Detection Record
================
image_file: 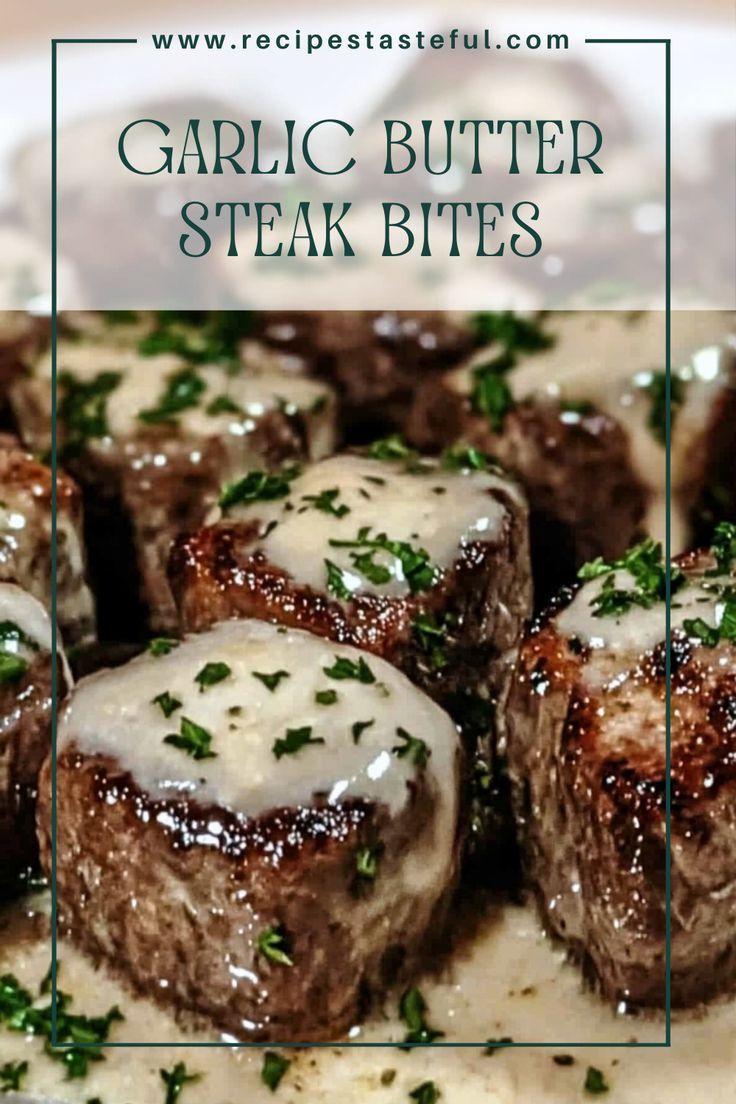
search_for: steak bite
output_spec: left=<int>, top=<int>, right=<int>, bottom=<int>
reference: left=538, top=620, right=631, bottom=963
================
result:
left=406, top=310, right=736, bottom=599
left=38, top=619, right=462, bottom=1042
left=0, top=582, right=67, bottom=894
left=506, top=532, right=736, bottom=1008
left=11, top=336, right=337, bottom=640
left=0, top=435, right=95, bottom=647
left=169, top=448, right=531, bottom=734
left=256, top=311, right=475, bottom=438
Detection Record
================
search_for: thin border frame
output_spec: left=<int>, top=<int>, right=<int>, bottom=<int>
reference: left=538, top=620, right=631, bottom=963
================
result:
left=48, top=34, right=675, bottom=1051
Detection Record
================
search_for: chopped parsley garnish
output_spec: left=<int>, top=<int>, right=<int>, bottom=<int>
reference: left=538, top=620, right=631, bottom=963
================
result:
left=315, top=689, right=338, bottom=705
left=302, top=487, right=350, bottom=518
left=0, top=621, right=39, bottom=651
left=411, top=612, right=449, bottom=671
left=0, top=972, right=123, bottom=1080
left=194, top=661, right=231, bottom=692
left=368, top=434, right=416, bottom=462
left=252, top=669, right=290, bottom=692
left=584, top=1066, right=610, bottom=1095
left=324, top=655, right=375, bottom=683
left=409, top=1082, right=441, bottom=1104
left=149, top=637, right=179, bottom=657
left=160, top=1061, right=201, bottom=1103
left=0, top=1059, right=28, bottom=1092
left=261, top=1051, right=290, bottom=1092
left=206, top=394, right=242, bottom=416
left=329, top=527, right=437, bottom=594
left=58, top=370, right=122, bottom=454
left=219, top=466, right=299, bottom=512
left=484, top=1037, right=513, bottom=1055
left=138, top=367, right=206, bottom=425
left=257, top=927, right=294, bottom=967
left=0, top=653, right=28, bottom=684
left=139, top=310, right=253, bottom=368
left=711, top=521, right=736, bottom=573
left=152, top=691, right=182, bottom=718
left=351, top=719, right=375, bottom=743
left=399, top=987, right=444, bottom=1048
left=392, top=727, right=430, bottom=768
left=355, top=844, right=383, bottom=884
left=471, top=311, right=553, bottom=352
left=273, top=726, right=325, bottom=759
left=440, top=444, right=492, bottom=472
left=645, top=370, right=685, bottom=445
left=470, top=355, right=515, bottom=432
left=164, top=717, right=217, bottom=760
left=579, top=539, right=678, bottom=619
left=684, top=590, right=736, bottom=647
left=324, top=558, right=355, bottom=600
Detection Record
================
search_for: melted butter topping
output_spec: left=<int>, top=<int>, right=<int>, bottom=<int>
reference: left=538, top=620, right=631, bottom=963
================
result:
left=214, top=454, right=518, bottom=598
left=59, top=619, right=460, bottom=825
left=450, top=311, right=736, bottom=551
left=557, top=565, right=732, bottom=655
left=37, top=340, right=333, bottom=446
left=0, top=582, right=53, bottom=658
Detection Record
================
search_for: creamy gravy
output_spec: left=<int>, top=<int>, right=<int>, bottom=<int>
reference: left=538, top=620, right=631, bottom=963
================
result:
left=0, top=583, right=53, bottom=658
left=32, top=341, right=335, bottom=453
left=450, top=311, right=736, bottom=552
left=215, top=454, right=518, bottom=599
left=1, top=893, right=734, bottom=1104
left=59, top=620, right=459, bottom=831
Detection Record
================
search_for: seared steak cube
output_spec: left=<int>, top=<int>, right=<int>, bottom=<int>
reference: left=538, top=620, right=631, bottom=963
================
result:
left=0, top=582, right=67, bottom=893
left=506, top=532, right=736, bottom=1008
left=169, top=449, right=531, bottom=735
left=407, top=310, right=736, bottom=600
left=256, top=311, right=475, bottom=438
left=11, top=336, right=337, bottom=639
left=38, top=618, right=462, bottom=1042
left=0, top=435, right=95, bottom=646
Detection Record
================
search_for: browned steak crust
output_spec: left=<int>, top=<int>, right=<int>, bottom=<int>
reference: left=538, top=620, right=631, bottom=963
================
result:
left=38, top=747, right=456, bottom=1042
left=507, top=548, right=736, bottom=1008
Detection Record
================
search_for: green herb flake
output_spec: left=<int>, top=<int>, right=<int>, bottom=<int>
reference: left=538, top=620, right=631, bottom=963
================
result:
left=392, top=727, right=430, bottom=768
left=194, top=661, right=231, bottom=692
left=409, top=1082, right=441, bottom=1104
left=160, top=1061, right=201, bottom=1103
left=0, top=653, right=28, bottom=684
left=138, top=367, right=206, bottom=425
left=351, top=719, right=375, bottom=744
left=0, top=620, right=39, bottom=651
left=152, top=691, right=182, bottom=718
left=711, top=521, right=736, bottom=573
left=398, top=987, right=444, bottom=1048
left=329, top=528, right=437, bottom=594
left=368, top=434, right=415, bottom=462
left=324, top=558, right=355, bottom=600
left=0, top=1059, right=28, bottom=1092
left=261, top=1051, right=290, bottom=1092
left=58, top=370, right=122, bottom=454
left=323, top=655, right=375, bottom=684
left=411, top=612, right=449, bottom=671
left=355, top=844, right=382, bottom=883
left=257, top=927, right=294, bottom=968
left=149, top=638, right=179, bottom=657
left=272, top=726, right=325, bottom=760
left=252, top=670, right=290, bottom=693
left=206, top=394, right=242, bottom=416
left=470, top=356, right=515, bottom=432
left=315, top=689, right=338, bottom=706
left=682, top=617, right=720, bottom=647
left=645, top=370, right=685, bottom=446
left=471, top=311, right=553, bottom=352
left=219, top=466, right=299, bottom=512
left=578, top=539, right=679, bottom=619
left=302, top=487, right=350, bottom=518
left=584, top=1066, right=610, bottom=1095
left=440, top=444, right=490, bottom=472
left=164, top=717, right=217, bottom=761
